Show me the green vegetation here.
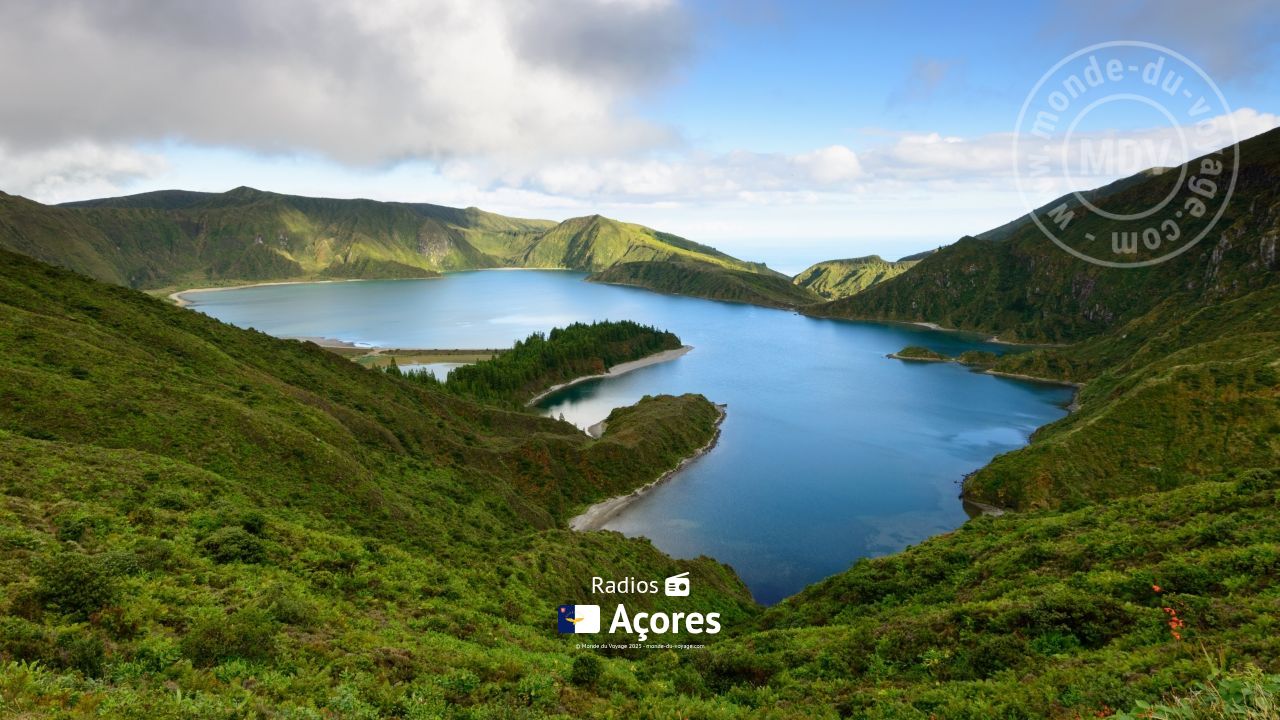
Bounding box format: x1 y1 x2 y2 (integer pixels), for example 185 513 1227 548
792 255 917 300
590 260 819 308
1116 666 1280 719
0 187 770 292
889 345 950 362
421 321 681 406
965 284 1279 511
515 214 765 274
0 129 1277 716
0 248 763 717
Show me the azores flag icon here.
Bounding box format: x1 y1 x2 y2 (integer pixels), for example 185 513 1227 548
557 604 601 634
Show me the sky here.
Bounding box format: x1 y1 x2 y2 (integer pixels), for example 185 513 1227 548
1 0 1278 273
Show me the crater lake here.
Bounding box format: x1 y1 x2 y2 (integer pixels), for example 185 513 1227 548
181 271 1073 603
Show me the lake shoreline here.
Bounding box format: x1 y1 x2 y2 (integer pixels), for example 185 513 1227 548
984 369 1082 412
526 345 694 406
569 404 726 532
167 275 446 308
908 321 1065 347
169 278 372 307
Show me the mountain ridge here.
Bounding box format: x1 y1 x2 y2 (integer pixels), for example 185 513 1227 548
0 186 768 292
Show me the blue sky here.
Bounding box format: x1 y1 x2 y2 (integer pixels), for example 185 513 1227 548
1 0 1277 273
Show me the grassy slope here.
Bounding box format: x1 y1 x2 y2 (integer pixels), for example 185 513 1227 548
0 224 1273 718
792 255 917 300
0 248 765 716
589 260 820 308
965 284 1280 510
519 215 763 274
8 243 1272 718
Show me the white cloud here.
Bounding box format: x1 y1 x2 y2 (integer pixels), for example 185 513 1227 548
0 142 168 204
0 0 690 166
442 144 865 203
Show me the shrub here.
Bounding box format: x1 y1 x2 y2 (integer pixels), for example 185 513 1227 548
262 585 321 628
515 672 558 709
199 526 266 564
132 538 175 571
35 552 117 619
0 618 105 676
180 608 278 667
570 653 603 687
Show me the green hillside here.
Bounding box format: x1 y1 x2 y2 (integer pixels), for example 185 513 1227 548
1 135 1278 718
6 232 1278 718
792 255 917 300
806 128 1280 344
0 247 771 716
965 283 1280 510
590 260 820 308
516 214 764 273
0 188 775 293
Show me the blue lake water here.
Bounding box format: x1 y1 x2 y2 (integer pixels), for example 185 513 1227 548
183 271 1072 604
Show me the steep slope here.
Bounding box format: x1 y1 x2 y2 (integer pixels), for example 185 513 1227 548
589 259 820 308
792 255 917 300
807 127 1280 343
963 284 1279 510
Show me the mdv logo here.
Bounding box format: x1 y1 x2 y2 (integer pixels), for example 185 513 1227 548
557 604 600 634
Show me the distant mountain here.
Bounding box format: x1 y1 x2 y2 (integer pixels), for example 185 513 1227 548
589 260 819 308
0 187 768 290
791 255 917 300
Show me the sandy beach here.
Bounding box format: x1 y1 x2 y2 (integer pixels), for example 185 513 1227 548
167 275 446 308
167 278 368 308
525 345 693 406
569 404 726 532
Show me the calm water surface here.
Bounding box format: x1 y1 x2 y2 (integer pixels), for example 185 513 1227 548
185 272 1072 603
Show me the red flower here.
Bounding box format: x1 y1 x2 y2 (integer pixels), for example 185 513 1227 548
1152 584 1161 593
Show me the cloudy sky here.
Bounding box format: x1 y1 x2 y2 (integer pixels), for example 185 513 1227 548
1 0 1278 272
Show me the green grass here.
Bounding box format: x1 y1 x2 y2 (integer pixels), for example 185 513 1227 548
723 468 1280 718
0 247 766 716
966 285 1280 510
